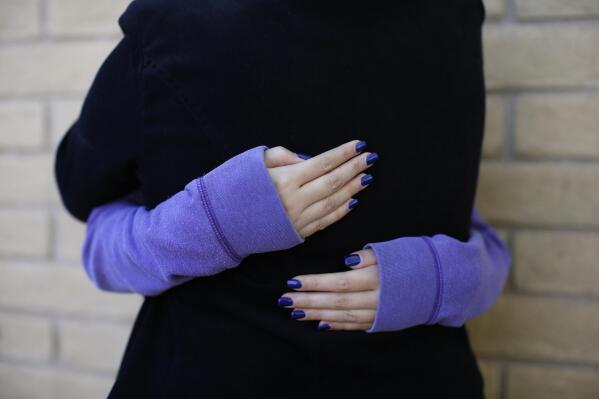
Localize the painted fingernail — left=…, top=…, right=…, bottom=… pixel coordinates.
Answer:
left=295, top=152, right=312, bottom=160
left=277, top=297, right=293, bottom=307
left=366, top=152, right=379, bottom=165
left=317, top=323, right=331, bottom=331
left=344, top=253, right=361, bottom=267
left=287, top=279, right=302, bottom=289
left=361, top=174, right=373, bottom=186
left=291, top=310, right=306, bottom=319
left=348, top=198, right=359, bottom=209
left=355, top=140, right=367, bottom=153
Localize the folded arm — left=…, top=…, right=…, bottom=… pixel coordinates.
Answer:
left=364, top=207, right=511, bottom=333
left=82, top=145, right=304, bottom=296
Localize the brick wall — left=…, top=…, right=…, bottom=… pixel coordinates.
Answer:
left=0, top=0, right=597, bottom=397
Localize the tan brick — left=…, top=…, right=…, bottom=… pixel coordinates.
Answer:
left=0, top=364, right=112, bottom=399
left=0, top=313, right=52, bottom=362
left=483, top=95, right=506, bottom=158
left=476, top=162, right=599, bottom=227
left=50, top=99, right=82, bottom=150
left=0, top=42, right=116, bottom=96
left=484, top=0, right=505, bottom=18
left=0, top=102, right=44, bottom=150
left=0, top=261, right=142, bottom=319
left=0, top=210, right=49, bottom=257
left=56, top=211, right=86, bottom=263
left=508, top=364, right=599, bottom=399
left=48, top=0, right=128, bottom=36
left=514, top=231, right=599, bottom=297
left=479, top=360, right=501, bottom=399
left=483, top=25, right=599, bottom=89
left=517, top=0, right=599, bottom=19
left=0, top=155, right=55, bottom=204
left=60, top=320, right=130, bottom=372
left=516, top=94, right=599, bottom=159
left=468, top=295, right=599, bottom=364
left=0, top=0, right=39, bottom=40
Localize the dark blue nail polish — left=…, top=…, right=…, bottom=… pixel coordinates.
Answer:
left=344, top=254, right=361, bottom=267
left=366, top=152, right=379, bottom=165
left=361, top=174, right=373, bottom=186
left=295, top=152, right=311, bottom=160
left=278, top=297, right=293, bottom=307
left=287, top=279, right=302, bottom=289
left=317, top=323, right=331, bottom=331
left=355, top=140, right=367, bottom=153
left=291, top=310, right=306, bottom=319
left=348, top=198, right=359, bottom=209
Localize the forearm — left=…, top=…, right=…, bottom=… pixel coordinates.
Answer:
left=82, top=145, right=305, bottom=296
left=364, top=207, right=511, bottom=333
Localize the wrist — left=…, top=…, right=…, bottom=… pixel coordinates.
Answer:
left=198, top=145, right=304, bottom=260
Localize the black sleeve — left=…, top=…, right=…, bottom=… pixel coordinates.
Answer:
left=54, top=26, right=143, bottom=222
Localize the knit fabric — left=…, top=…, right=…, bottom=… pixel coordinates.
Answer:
left=83, top=144, right=510, bottom=331
left=82, top=145, right=304, bottom=296
left=364, top=208, right=511, bottom=333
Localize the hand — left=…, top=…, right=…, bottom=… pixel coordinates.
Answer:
left=264, top=140, right=378, bottom=239
left=277, top=248, right=379, bottom=331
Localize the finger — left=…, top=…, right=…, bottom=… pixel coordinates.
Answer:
left=297, top=196, right=357, bottom=238
left=317, top=321, right=372, bottom=331
left=264, top=146, right=307, bottom=168
left=299, top=151, right=376, bottom=205
left=288, top=265, right=379, bottom=292
left=293, top=139, right=366, bottom=184
left=278, top=290, right=378, bottom=310
left=291, top=308, right=375, bottom=323
left=299, top=172, right=371, bottom=230
left=343, top=248, right=377, bottom=269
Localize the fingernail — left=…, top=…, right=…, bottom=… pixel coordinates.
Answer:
left=344, top=253, right=361, bottom=267
left=277, top=297, right=293, bottom=307
left=317, top=323, right=331, bottom=331
left=361, top=174, right=373, bottom=186
left=366, top=152, right=378, bottom=165
left=287, top=279, right=302, bottom=289
left=355, top=140, right=367, bottom=153
left=291, top=310, right=306, bottom=319
left=295, top=152, right=312, bottom=160
left=348, top=198, right=359, bottom=209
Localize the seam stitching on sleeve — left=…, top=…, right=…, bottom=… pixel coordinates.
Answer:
left=197, top=176, right=243, bottom=263
left=422, top=236, right=444, bottom=324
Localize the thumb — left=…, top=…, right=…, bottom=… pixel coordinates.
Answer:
left=264, top=146, right=311, bottom=168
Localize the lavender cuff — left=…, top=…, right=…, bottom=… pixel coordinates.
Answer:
left=200, top=145, right=304, bottom=260
left=363, top=209, right=511, bottom=333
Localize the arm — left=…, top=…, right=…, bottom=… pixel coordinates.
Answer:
left=83, top=145, right=304, bottom=296
left=54, top=31, right=142, bottom=222
left=364, top=207, right=511, bottom=333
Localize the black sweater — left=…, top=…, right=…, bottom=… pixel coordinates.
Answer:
left=54, top=0, right=487, bottom=397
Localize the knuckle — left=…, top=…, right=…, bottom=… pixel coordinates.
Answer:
left=304, top=276, right=318, bottom=290
left=319, top=155, right=333, bottom=173
left=337, top=277, right=350, bottom=291
left=334, top=294, right=347, bottom=308
left=352, top=159, right=363, bottom=173
left=323, top=196, right=336, bottom=212
left=343, top=310, right=357, bottom=322
left=315, top=219, right=326, bottom=232
left=275, top=174, right=292, bottom=189
left=325, top=173, right=340, bottom=191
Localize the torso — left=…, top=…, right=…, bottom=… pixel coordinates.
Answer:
left=110, top=0, right=486, bottom=396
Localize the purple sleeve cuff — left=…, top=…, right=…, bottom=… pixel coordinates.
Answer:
left=82, top=145, right=304, bottom=296
left=363, top=208, right=512, bottom=333
left=200, top=145, right=304, bottom=260
left=362, top=237, right=439, bottom=333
